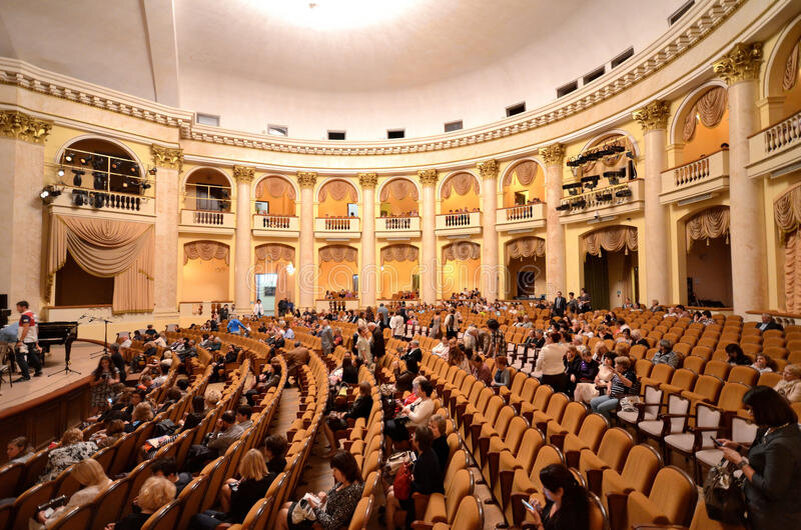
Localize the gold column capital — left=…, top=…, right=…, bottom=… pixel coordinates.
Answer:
left=233, top=165, right=255, bottom=183
left=417, top=169, right=439, bottom=186
left=539, top=143, right=565, bottom=166
left=150, top=144, right=184, bottom=172
left=477, top=159, right=499, bottom=180
left=0, top=110, right=52, bottom=144
left=297, top=171, right=318, bottom=188
left=632, top=100, right=670, bottom=132
left=713, top=42, right=763, bottom=85
left=358, top=172, right=378, bottom=188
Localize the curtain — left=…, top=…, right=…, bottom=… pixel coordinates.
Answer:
left=578, top=136, right=629, bottom=177
left=442, top=242, right=480, bottom=263
left=255, top=244, right=295, bottom=305
left=254, top=244, right=295, bottom=262
left=319, top=245, right=358, bottom=263
left=584, top=253, right=610, bottom=310
left=506, top=237, right=546, bottom=259
left=379, top=179, right=418, bottom=202
left=255, top=177, right=296, bottom=200
left=319, top=180, right=357, bottom=202
left=775, top=183, right=801, bottom=240
left=48, top=215, right=154, bottom=313
left=786, top=230, right=801, bottom=313
left=183, top=241, right=230, bottom=265
left=682, top=87, right=728, bottom=142
left=581, top=226, right=638, bottom=257
left=381, top=245, right=419, bottom=263
left=686, top=206, right=730, bottom=249
left=441, top=173, right=478, bottom=199
left=503, top=161, right=538, bottom=187
left=783, top=40, right=800, bottom=92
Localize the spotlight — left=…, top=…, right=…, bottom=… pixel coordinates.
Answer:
left=598, top=192, right=613, bottom=202
left=39, top=185, right=62, bottom=204
left=573, top=199, right=587, bottom=209
left=142, top=182, right=151, bottom=190
left=130, top=165, right=139, bottom=174
left=79, top=154, right=89, bottom=165
left=91, top=192, right=106, bottom=208
left=64, top=152, right=74, bottom=163
left=111, top=161, right=119, bottom=170
left=581, top=175, right=599, bottom=190
left=71, top=189, right=87, bottom=206
left=615, top=188, right=633, bottom=198
left=562, top=182, right=582, bottom=196
left=555, top=203, right=570, bottom=211
left=57, top=167, right=65, bottom=177
left=604, top=171, right=621, bottom=185
left=93, top=171, right=108, bottom=190
left=72, top=169, right=85, bottom=186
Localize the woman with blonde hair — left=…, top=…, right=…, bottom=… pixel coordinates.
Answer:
left=125, top=402, right=154, bottom=433
left=107, top=476, right=176, bottom=530
left=32, top=458, right=111, bottom=529
left=774, top=363, right=801, bottom=402
left=38, top=429, right=97, bottom=483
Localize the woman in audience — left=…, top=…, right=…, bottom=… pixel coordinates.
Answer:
left=6, top=436, right=34, bottom=464
left=524, top=463, right=589, bottom=529
left=751, top=354, right=774, bottom=374
left=725, top=343, right=752, bottom=366
left=491, top=355, right=511, bottom=388
left=537, top=332, right=568, bottom=392
left=95, top=419, right=126, bottom=449
left=570, top=349, right=600, bottom=402
left=590, top=356, right=638, bottom=418
left=106, top=476, right=176, bottom=530
left=322, top=381, right=373, bottom=457
left=429, top=414, right=450, bottom=470
left=276, top=450, right=363, bottom=530
left=384, top=378, right=435, bottom=453
left=191, top=449, right=275, bottom=529
left=89, top=355, right=121, bottom=417
left=125, top=402, right=154, bottom=433
left=38, top=429, right=98, bottom=483
left=448, top=344, right=470, bottom=372
left=717, top=386, right=801, bottom=529
left=263, top=434, right=288, bottom=474
left=774, top=363, right=801, bottom=402
left=32, top=458, right=112, bottom=529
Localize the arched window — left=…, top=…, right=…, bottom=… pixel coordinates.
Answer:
left=185, top=169, right=232, bottom=212
left=58, top=138, right=146, bottom=195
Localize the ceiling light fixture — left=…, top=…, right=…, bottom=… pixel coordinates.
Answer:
left=72, top=169, right=85, bottom=186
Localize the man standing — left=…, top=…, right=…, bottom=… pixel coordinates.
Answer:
left=566, top=292, right=579, bottom=315
left=319, top=319, right=334, bottom=356
left=429, top=310, right=442, bottom=340
left=377, top=303, right=389, bottom=329
left=578, top=288, right=592, bottom=312
left=253, top=299, right=264, bottom=318
left=369, top=322, right=385, bottom=364
left=552, top=291, right=567, bottom=317
left=14, top=301, right=42, bottom=381
left=444, top=309, right=459, bottom=339
left=219, top=304, right=230, bottom=321
left=389, top=311, right=405, bottom=339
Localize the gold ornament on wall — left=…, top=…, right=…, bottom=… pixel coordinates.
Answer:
left=713, top=42, right=763, bottom=85
left=358, top=172, right=378, bottom=188
left=233, top=165, right=255, bottom=183
left=150, top=144, right=184, bottom=172
left=632, top=100, right=670, bottom=131
left=477, top=159, right=499, bottom=180
left=0, top=110, right=52, bottom=144
left=417, top=169, right=438, bottom=185
left=297, top=171, right=318, bottom=188
left=538, top=143, right=565, bottom=166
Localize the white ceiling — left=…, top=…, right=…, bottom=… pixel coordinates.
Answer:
left=0, top=0, right=687, bottom=139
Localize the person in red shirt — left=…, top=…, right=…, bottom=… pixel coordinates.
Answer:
left=14, top=300, right=42, bottom=381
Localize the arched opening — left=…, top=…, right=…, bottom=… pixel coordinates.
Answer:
left=380, top=244, right=419, bottom=299
left=254, top=176, right=296, bottom=216
left=570, top=133, right=638, bottom=191
left=55, top=252, right=114, bottom=306
left=506, top=237, right=546, bottom=299
left=440, top=172, right=480, bottom=213
left=581, top=226, right=639, bottom=310
left=255, top=244, right=296, bottom=315
left=184, top=168, right=232, bottom=212
left=182, top=241, right=230, bottom=302
left=502, top=160, right=544, bottom=208
left=777, top=35, right=801, bottom=117
left=318, top=179, right=359, bottom=218
left=58, top=137, right=146, bottom=195
left=318, top=245, right=359, bottom=298
left=379, top=178, right=419, bottom=217
left=674, top=85, right=729, bottom=164
left=684, top=206, right=732, bottom=307
left=441, top=241, right=480, bottom=298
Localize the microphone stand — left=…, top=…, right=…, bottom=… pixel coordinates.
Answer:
left=48, top=313, right=84, bottom=377
left=89, top=317, right=113, bottom=358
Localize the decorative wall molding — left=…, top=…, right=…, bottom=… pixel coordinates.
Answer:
left=0, top=110, right=52, bottom=144
left=151, top=144, right=183, bottom=172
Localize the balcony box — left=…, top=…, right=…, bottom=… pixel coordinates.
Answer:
left=748, top=110, right=801, bottom=179
left=179, top=209, right=235, bottom=234
left=314, top=217, right=361, bottom=240
left=48, top=187, right=156, bottom=220
left=558, top=179, right=645, bottom=225
left=376, top=216, right=421, bottom=239
left=660, top=149, right=729, bottom=205
left=496, top=203, right=546, bottom=233
left=435, top=211, right=482, bottom=237
left=252, top=214, right=300, bottom=238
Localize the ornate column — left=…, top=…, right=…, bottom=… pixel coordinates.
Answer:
left=151, top=145, right=182, bottom=316
left=633, top=100, right=671, bottom=306
left=713, top=42, right=766, bottom=314
left=539, top=144, right=566, bottom=299
left=478, top=160, right=499, bottom=302
left=0, top=111, right=52, bottom=313
left=233, top=165, right=254, bottom=315
left=418, top=169, right=439, bottom=304
left=297, top=171, right=317, bottom=309
left=359, top=173, right=378, bottom=307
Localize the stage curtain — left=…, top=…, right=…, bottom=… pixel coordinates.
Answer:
left=686, top=206, right=730, bottom=249
left=506, top=237, right=545, bottom=259
left=183, top=241, right=230, bottom=265
left=319, top=245, right=358, bottom=263
left=682, top=87, right=728, bottom=142
left=441, top=173, right=478, bottom=199
left=255, top=176, right=296, bottom=200
left=783, top=40, right=800, bottom=91
left=379, top=179, right=418, bottom=202
left=48, top=215, right=154, bottom=313
left=442, top=241, right=480, bottom=263
left=581, top=226, right=638, bottom=257
left=319, top=180, right=357, bottom=202
left=380, top=244, right=419, bottom=263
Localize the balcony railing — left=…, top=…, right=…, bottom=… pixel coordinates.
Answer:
left=376, top=216, right=421, bottom=238
left=558, top=179, right=644, bottom=224
left=660, top=149, right=729, bottom=205
left=496, top=203, right=546, bottom=231
left=748, top=109, right=801, bottom=178
left=252, top=214, right=300, bottom=237
left=314, top=217, right=361, bottom=239
left=435, top=211, right=481, bottom=235
left=180, top=209, right=235, bottom=231
left=46, top=185, right=156, bottom=217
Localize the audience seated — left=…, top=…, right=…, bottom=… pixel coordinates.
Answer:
left=523, top=463, right=589, bottom=530
left=33, top=458, right=111, bottom=529
left=323, top=381, right=373, bottom=457
left=775, top=364, right=801, bottom=402
left=6, top=436, right=34, bottom=464
left=38, top=428, right=97, bottom=483
left=107, top=476, right=176, bottom=530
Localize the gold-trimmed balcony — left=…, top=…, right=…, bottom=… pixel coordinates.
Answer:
left=46, top=185, right=156, bottom=220
left=748, top=109, right=801, bottom=179
left=495, top=204, right=546, bottom=233
left=376, top=216, right=421, bottom=239
left=435, top=211, right=482, bottom=237
left=252, top=214, right=300, bottom=238
left=660, top=149, right=729, bottom=205
left=179, top=209, right=235, bottom=234
left=558, top=179, right=644, bottom=225
left=314, top=216, right=361, bottom=240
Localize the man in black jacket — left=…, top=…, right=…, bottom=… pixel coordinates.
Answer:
left=369, top=322, right=385, bottom=363
left=552, top=291, right=567, bottom=317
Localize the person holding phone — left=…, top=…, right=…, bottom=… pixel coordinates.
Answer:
left=89, top=355, right=120, bottom=418
left=523, top=463, right=589, bottom=529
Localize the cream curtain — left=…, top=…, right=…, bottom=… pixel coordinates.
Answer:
left=686, top=206, right=730, bottom=249
left=503, top=161, right=538, bottom=187
left=507, top=237, right=546, bottom=259
left=581, top=226, right=638, bottom=257
left=183, top=241, right=230, bottom=265
left=786, top=230, right=801, bottom=313
left=48, top=215, right=154, bottom=313
left=775, top=183, right=801, bottom=239
left=319, top=245, right=358, bottom=263
left=441, top=173, right=478, bottom=199
left=442, top=242, right=480, bottom=263
left=682, top=87, right=728, bottom=142
left=379, top=179, right=418, bottom=202
left=381, top=245, right=419, bottom=263
left=255, top=177, right=296, bottom=200
left=255, top=244, right=295, bottom=262
left=783, top=40, right=800, bottom=92
left=319, top=180, right=357, bottom=202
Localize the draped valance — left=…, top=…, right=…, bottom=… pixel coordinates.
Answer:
left=682, top=87, right=728, bottom=142
left=441, top=173, right=478, bottom=199
left=686, top=206, right=730, bottom=249
left=48, top=215, right=154, bottom=313
left=255, top=244, right=294, bottom=262
left=381, top=245, right=419, bottom=263
left=255, top=176, right=296, bottom=200
left=581, top=226, right=638, bottom=257
left=442, top=242, right=480, bottom=263
left=184, top=241, right=230, bottom=265
left=503, top=161, right=539, bottom=187
left=579, top=136, right=630, bottom=176
left=775, top=183, right=801, bottom=241
left=319, top=180, right=357, bottom=202
left=319, top=245, right=357, bottom=263
left=379, top=179, right=419, bottom=202
left=507, top=237, right=546, bottom=259
left=783, top=39, right=800, bottom=91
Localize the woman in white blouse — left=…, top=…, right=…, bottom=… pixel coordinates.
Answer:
left=32, top=458, right=111, bottom=529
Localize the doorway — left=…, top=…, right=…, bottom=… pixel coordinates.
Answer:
left=583, top=251, right=639, bottom=310
left=254, top=273, right=278, bottom=316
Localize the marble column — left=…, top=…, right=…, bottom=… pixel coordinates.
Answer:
left=539, top=144, right=566, bottom=299
left=359, top=173, right=378, bottom=308
left=478, top=160, right=499, bottom=302
left=418, top=169, right=439, bottom=304
left=233, top=166, right=255, bottom=315
left=0, top=111, right=52, bottom=314
left=633, top=101, right=671, bottom=306
left=297, top=172, right=317, bottom=309
left=713, top=42, right=766, bottom=314
left=151, top=145, right=182, bottom=316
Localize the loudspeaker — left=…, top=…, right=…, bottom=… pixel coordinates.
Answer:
left=0, top=294, right=7, bottom=310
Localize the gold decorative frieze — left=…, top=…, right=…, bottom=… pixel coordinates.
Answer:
left=297, top=171, right=318, bottom=188
left=477, top=160, right=499, bottom=180
left=417, top=169, right=439, bottom=186
left=358, top=172, right=378, bottom=188
left=713, top=42, right=763, bottom=85
left=0, top=110, right=52, bottom=144
left=632, top=100, right=670, bottom=132
left=150, top=144, right=183, bottom=172
left=233, top=165, right=255, bottom=183
left=539, top=144, right=565, bottom=166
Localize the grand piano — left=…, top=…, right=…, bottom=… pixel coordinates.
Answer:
left=37, top=321, right=78, bottom=360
